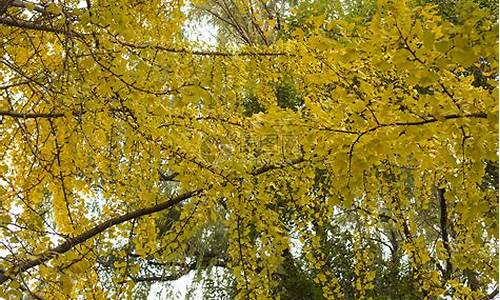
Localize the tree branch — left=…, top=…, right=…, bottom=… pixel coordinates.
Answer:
left=0, top=189, right=202, bottom=285
left=347, top=112, right=488, bottom=177
left=0, top=0, right=14, bottom=16
left=115, top=38, right=292, bottom=57
left=438, top=188, right=453, bottom=280
left=159, top=171, right=180, bottom=182
left=0, top=15, right=83, bottom=36
left=9, top=0, right=46, bottom=14
left=125, top=253, right=227, bottom=283
left=0, top=110, right=64, bottom=119
left=251, top=157, right=306, bottom=176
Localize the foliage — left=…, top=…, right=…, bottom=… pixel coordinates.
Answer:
left=0, top=0, right=497, bottom=299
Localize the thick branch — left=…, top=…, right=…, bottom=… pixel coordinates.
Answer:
left=251, top=157, right=306, bottom=175
left=0, top=16, right=82, bottom=36
left=0, top=189, right=202, bottom=285
left=438, top=188, right=453, bottom=280
left=0, top=110, right=64, bottom=119
left=159, top=171, right=179, bottom=182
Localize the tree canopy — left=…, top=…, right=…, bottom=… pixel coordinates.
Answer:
left=0, top=0, right=498, bottom=299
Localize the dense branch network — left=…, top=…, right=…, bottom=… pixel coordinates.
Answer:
left=0, top=0, right=497, bottom=298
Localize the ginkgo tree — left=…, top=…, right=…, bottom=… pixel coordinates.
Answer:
left=0, top=0, right=497, bottom=299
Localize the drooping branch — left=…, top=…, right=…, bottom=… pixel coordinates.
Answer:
left=0, top=189, right=202, bottom=285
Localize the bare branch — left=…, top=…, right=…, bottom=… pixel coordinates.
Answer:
left=0, top=110, right=64, bottom=119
